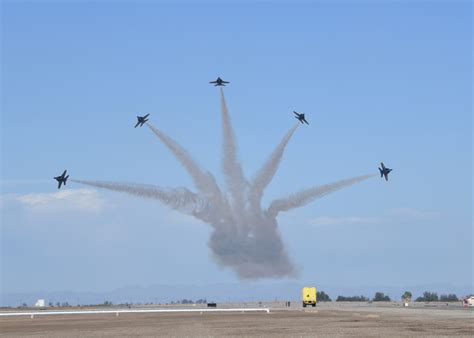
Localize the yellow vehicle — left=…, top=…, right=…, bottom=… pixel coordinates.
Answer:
left=302, top=286, right=317, bottom=307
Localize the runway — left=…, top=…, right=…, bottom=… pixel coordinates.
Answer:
left=0, top=307, right=270, bottom=317
left=1, top=303, right=472, bottom=337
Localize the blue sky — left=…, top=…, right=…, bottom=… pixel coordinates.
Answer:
left=1, top=1, right=472, bottom=296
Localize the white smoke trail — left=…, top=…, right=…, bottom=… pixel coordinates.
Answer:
left=250, top=123, right=299, bottom=205
left=146, top=124, right=221, bottom=200
left=267, top=174, right=376, bottom=217
left=220, top=88, right=247, bottom=226
left=71, top=179, right=212, bottom=222
left=71, top=93, right=376, bottom=280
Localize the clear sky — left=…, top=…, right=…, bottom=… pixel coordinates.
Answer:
left=1, top=1, right=472, bottom=296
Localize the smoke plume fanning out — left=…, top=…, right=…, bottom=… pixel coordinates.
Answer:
left=73, top=88, right=375, bottom=279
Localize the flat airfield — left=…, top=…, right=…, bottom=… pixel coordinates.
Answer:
left=1, top=302, right=472, bottom=337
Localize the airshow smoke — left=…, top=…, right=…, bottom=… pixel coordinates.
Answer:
left=73, top=88, right=374, bottom=279
left=267, top=174, right=376, bottom=218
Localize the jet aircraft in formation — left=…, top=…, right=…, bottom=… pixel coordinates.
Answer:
left=54, top=170, right=69, bottom=189
left=54, top=77, right=394, bottom=189
left=293, top=111, right=309, bottom=125
left=209, top=77, right=229, bottom=86
left=379, top=162, right=393, bottom=181
left=135, top=114, right=150, bottom=128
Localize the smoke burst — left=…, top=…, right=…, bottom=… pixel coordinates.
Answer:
left=73, top=88, right=374, bottom=279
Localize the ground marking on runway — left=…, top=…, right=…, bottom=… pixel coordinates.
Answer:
left=0, top=308, right=271, bottom=317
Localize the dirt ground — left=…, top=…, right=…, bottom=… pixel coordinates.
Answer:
left=1, top=305, right=473, bottom=337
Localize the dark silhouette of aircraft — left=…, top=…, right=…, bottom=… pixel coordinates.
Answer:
left=135, top=114, right=150, bottom=128
left=54, top=170, right=69, bottom=189
left=293, top=111, right=309, bottom=125
left=379, top=162, right=393, bottom=181
left=209, top=77, right=229, bottom=86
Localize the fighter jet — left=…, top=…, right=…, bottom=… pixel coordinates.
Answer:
left=209, top=77, right=229, bottom=86
left=293, top=111, right=309, bottom=125
left=379, top=162, right=393, bottom=181
left=54, top=170, right=69, bottom=189
left=134, top=114, right=150, bottom=128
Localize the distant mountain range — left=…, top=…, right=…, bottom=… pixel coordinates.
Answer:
left=2, top=282, right=472, bottom=307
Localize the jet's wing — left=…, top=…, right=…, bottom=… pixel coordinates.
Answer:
left=61, top=170, right=67, bottom=178
left=209, top=81, right=217, bottom=84
left=293, top=111, right=299, bottom=116
left=58, top=181, right=62, bottom=189
left=134, top=121, right=141, bottom=128
left=303, top=118, right=309, bottom=125
left=143, top=114, right=150, bottom=118
left=222, top=81, right=229, bottom=83
left=384, top=173, right=388, bottom=181
left=380, top=162, right=385, bottom=170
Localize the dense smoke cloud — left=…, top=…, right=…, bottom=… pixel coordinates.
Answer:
left=74, top=88, right=374, bottom=279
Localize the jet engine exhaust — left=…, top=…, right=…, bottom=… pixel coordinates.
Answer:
left=73, top=89, right=374, bottom=279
